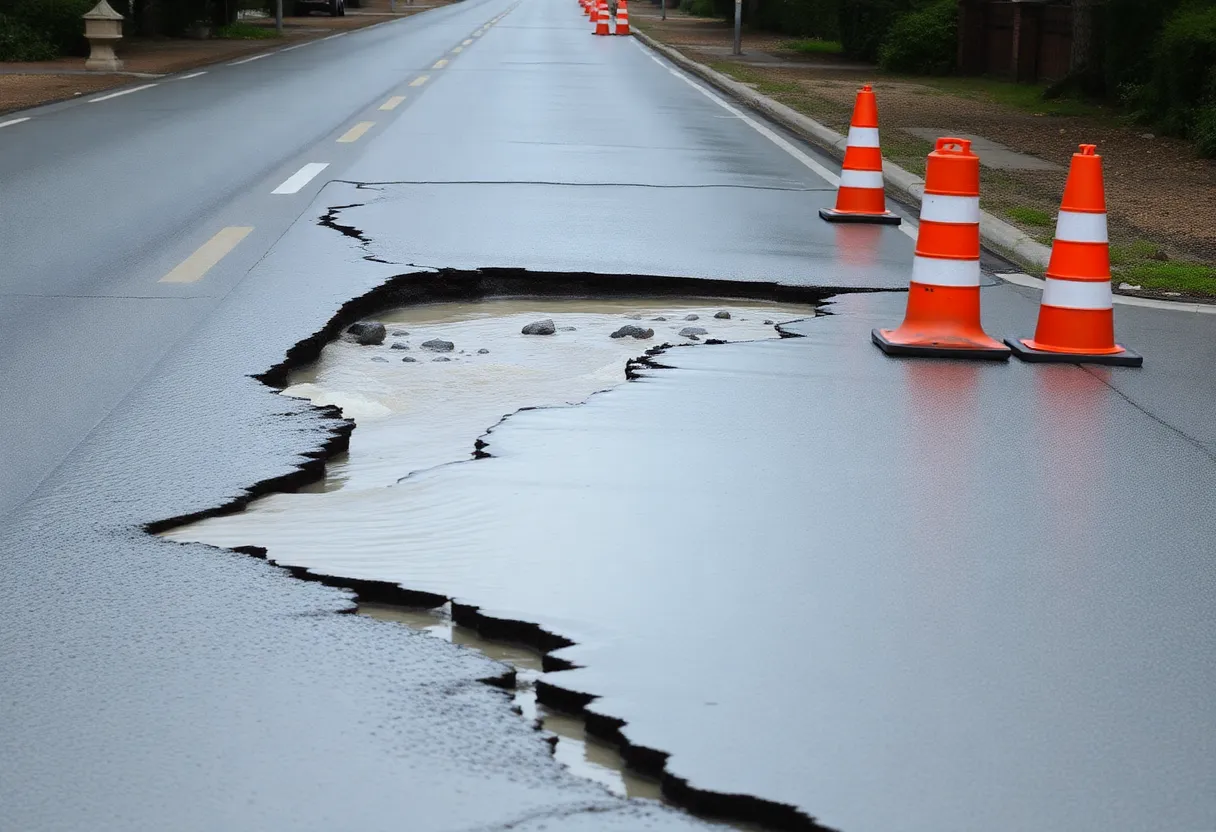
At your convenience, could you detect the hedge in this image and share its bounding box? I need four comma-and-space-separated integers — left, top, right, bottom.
877, 0, 955, 74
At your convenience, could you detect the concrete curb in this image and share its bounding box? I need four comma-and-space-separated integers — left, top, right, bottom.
632, 28, 1053, 273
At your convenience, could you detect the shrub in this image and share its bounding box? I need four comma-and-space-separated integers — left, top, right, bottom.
0, 13, 57, 60
877, 0, 955, 75
2, 0, 97, 56
1193, 104, 1216, 157
1148, 4, 1216, 138
754, 0, 840, 40
839, 0, 913, 62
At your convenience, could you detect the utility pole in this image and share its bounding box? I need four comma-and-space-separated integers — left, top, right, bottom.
275, 0, 282, 34
660, 0, 665, 21
732, 0, 741, 55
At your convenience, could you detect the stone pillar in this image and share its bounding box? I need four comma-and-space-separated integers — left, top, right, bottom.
83, 0, 124, 72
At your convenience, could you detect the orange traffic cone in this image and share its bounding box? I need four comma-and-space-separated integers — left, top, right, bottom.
615, 0, 630, 34
1006, 144, 1142, 366
873, 137, 1010, 360
820, 85, 900, 226
584, 0, 592, 16
594, 0, 610, 34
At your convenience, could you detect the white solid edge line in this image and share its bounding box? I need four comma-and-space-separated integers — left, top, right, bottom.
272, 162, 330, 195
89, 83, 157, 103
176, 71, 207, 80
0, 117, 31, 128
998, 272, 1216, 315
633, 37, 919, 239
664, 67, 840, 187
230, 52, 276, 66
281, 42, 312, 51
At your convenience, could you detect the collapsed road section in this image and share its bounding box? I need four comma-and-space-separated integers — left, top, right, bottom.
152, 266, 1216, 832
156, 271, 834, 831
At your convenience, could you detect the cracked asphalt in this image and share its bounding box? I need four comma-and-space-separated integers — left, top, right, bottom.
1, 0, 1214, 829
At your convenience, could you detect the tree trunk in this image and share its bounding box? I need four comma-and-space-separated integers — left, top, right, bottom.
1070, 0, 1096, 73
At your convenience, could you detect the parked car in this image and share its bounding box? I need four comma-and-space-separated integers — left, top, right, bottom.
294, 0, 345, 16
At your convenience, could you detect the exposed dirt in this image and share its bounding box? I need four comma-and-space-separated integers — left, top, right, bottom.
0, 0, 459, 115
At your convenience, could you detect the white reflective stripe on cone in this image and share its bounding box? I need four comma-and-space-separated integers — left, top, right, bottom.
839, 169, 884, 189
846, 126, 880, 148
919, 194, 980, 224
1055, 210, 1108, 244
910, 255, 980, 287
1041, 277, 1113, 310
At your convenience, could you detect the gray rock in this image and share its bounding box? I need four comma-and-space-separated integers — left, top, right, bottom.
370, 357, 389, 363
477, 348, 490, 354
610, 325, 654, 340
558, 326, 577, 332
685, 334, 700, 341
679, 327, 708, 338
763, 319, 774, 325
624, 314, 643, 320
402, 356, 417, 363
652, 317, 668, 322
684, 314, 699, 321
714, 310, 731, 319
390, 330, 410, 337
432, 356, 451, 362
347, 321, 386, 346
521, 319, 556, 336
390, 342, 409, 350
421, 339, 455, 352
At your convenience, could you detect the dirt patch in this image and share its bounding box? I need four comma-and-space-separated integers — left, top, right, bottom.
0, 0, 458, 115
0, 74, 126, 112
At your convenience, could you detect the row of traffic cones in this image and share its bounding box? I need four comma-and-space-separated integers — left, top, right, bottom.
822, 85, 1140, 367
582, 0, 629, 35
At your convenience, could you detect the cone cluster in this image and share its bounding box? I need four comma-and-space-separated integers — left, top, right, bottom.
583, 0, 630, 35
826, 84, 1141, 366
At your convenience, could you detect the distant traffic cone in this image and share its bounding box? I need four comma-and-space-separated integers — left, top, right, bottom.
615, 0, 630, 34
594, 0, 610, 34
820, 85, 900, 225
1006, 144, 1142, 366
584, 0, 592, 16
873, 137, 1010, 360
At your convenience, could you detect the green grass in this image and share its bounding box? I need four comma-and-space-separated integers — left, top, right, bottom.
904, 76, 1108, 119
1109, 240, 1164, 265
778, 38, 843, 56
215, 21, 281, 39
1116, 261, 1216, 296
1005, 206, 1053, 227
708, 61, 800, 94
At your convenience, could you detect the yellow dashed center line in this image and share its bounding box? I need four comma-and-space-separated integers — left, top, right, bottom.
379, 95, 406, 111
410, 75, 430, 87
451, 46, 463, 54
159, 227, 253, 284
432, 58, 448, 69
462, 38, 473, 45
337, 121, 376, 143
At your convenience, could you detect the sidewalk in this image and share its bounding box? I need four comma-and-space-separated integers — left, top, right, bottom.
633, 6, 1216, 299
0, 0, 455, 116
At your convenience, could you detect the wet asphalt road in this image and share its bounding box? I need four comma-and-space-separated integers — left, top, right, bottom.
2, 0, 1214, 829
